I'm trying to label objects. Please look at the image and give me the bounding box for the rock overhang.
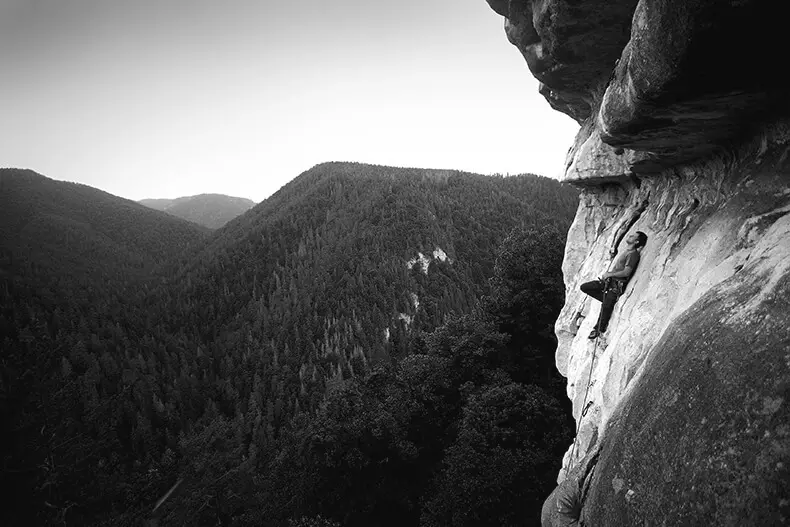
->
[487,0,638,123]
[487,0,790,181]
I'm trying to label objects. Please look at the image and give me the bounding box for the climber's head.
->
[635,231,648,249]
[624,231,648,249]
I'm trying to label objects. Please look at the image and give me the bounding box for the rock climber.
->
[580,231,647,339]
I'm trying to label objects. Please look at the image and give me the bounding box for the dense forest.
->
[0,163,579,526]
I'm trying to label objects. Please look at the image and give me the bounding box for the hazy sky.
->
[1,0,578,202]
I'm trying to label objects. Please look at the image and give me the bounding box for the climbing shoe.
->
[588,329,601,339]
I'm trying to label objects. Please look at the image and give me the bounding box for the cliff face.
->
[557,129,790,524]
[486,0,790,524]
[487,0,787,172]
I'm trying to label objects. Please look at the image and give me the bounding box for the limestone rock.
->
[563,120,654,185]
[597,0,788,171]
[555,123,790,524]
[581,259,790,525]
[485,0,638,122]
[487,0,790,176]
[541,449,599,526]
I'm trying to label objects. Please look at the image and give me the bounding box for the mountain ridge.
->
[163,162,578,346]
[0,168,209,289]
[3,161,579,526]
[139,193,255,229]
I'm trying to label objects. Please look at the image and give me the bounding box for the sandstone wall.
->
[559,122,790,470]
[485,0,790,524]
[554,125,790,523]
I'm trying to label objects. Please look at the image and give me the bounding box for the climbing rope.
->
[564,230,627,478]
[564,282,606,478]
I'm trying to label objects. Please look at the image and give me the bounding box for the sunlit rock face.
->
[555,126,790,523]
[486,0,790,524]
[580,225,790,525]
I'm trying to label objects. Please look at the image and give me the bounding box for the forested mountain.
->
[263,225,575,527]
[0,169,209,291]
[139,194,256,229]
[0,168,209,526]
[1,162,579,526]
[156,162,578,375]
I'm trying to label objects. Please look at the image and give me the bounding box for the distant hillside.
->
[2,162,579,526]
[1,169,211,525]
[139,193,255,229]
[0,169,209,294]
[153,162,579,405]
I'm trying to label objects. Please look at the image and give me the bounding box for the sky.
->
[0,0,579,203]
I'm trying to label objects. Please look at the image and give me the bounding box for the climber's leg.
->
[596,289,619,332]
[586,283,620,339]
[580,279,604,302]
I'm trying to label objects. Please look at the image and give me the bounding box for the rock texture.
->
[486,0,637,122]
[581,245,790,525]
[486,0,790,524]
[487,0,789,172]
[555,126,790,524]
[597,0,787,171]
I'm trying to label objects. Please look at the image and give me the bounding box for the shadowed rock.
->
[488,0,790,174]
[598,0,788,172]
[486,0,638,122]
[582,262,790,525]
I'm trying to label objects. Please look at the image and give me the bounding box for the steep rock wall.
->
[555,125,790,523]
[485,0,790,524]
[560,122,789,459]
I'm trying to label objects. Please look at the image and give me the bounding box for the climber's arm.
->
[602,265,634,280]
[602,251,640,280]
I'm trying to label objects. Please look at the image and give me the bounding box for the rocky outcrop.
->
[486,0,790,524]
[597,0,786,167]
[579,231,790,525]
[553,126,790,524]
[486,0,637,122]
[487,0,789,172]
